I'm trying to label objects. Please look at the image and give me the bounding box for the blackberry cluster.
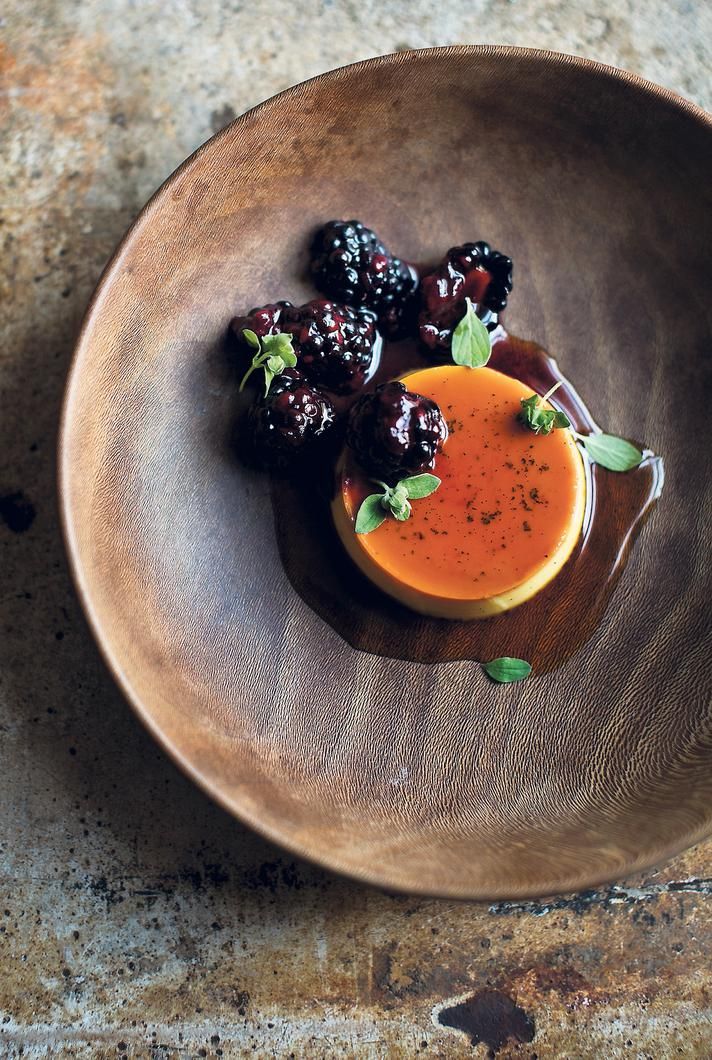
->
[241,368,335,471]
[346,381,449,481]
[231,299,379,394]
[310,220,418,338]
[230,223,513,476]
[419,241,513,357]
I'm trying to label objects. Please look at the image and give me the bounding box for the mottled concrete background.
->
[1,1,711,1057]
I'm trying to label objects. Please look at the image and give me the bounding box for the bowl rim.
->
[58,45,712,900]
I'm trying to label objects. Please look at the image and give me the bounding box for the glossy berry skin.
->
[242,368,336,471]
[230,300,294,345]
[346,380,448,481]
[419,241,513,357]
[310,220,418,338]
[230,299,379,394]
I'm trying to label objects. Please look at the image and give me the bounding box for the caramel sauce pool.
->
[270,329,664,673]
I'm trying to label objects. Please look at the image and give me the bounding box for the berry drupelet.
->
[346,380,448,481]
[419,241,513,357]
[230,299,379,394]
[310,220,418,338]
[240,368,335,472]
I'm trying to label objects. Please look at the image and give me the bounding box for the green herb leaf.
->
[239,331,297,395]
[266,354,286,374]
[483,657,532,684]
[242,328,261,350]
[391,500,412,521]
[263,332,294,356]
[520,382,570,435]
[579,432,643,472]
[354,474,441,534]
[380,484,411,521]
[400,473,441,499]
[451,297,491,368]
[355,494,387,535]
[520,394,554,434]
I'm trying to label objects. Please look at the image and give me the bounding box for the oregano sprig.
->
[520,382,643,471]
[239,329,298,396]
[520,381,571,435]
[451,297,492,368]
[355,474,441,534]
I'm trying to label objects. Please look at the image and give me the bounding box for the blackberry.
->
[240,368,336,471]
[346,380,448,481]
[230,299,379,394]
[419,241,513,357]
[310,220,418,338]
[285,299,379,393]
[230,300,293,347]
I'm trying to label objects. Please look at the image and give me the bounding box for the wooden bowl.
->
[59,47,712,899]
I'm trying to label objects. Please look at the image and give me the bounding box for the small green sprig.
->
[520,381,571,435]
[520,382,643,471]
[355,474,441,534]
[239,329,298,396]
[451,297,492,368]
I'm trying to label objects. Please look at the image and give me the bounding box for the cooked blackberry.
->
[310,220,418,338]
[240,368,336,471]
[229,301,294,378]
[346,380,448,481]
[230,300,293,347]
[419,241,512,357]
[230,299,379,394]
[285,300,379,393]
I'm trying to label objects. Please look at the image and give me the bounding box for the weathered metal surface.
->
[1,2,710,1056]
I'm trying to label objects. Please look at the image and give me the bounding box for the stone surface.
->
[1,2,710,1056]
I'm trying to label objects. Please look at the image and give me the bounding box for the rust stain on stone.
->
[3,33,112,135]
[492,958,614,1014]
[0,42,18,118]
[372,941,424,1002]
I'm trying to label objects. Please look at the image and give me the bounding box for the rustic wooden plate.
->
[59,47,712,899]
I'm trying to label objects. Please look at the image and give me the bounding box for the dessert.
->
[332,365,586,618]
[228,218,652,677]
